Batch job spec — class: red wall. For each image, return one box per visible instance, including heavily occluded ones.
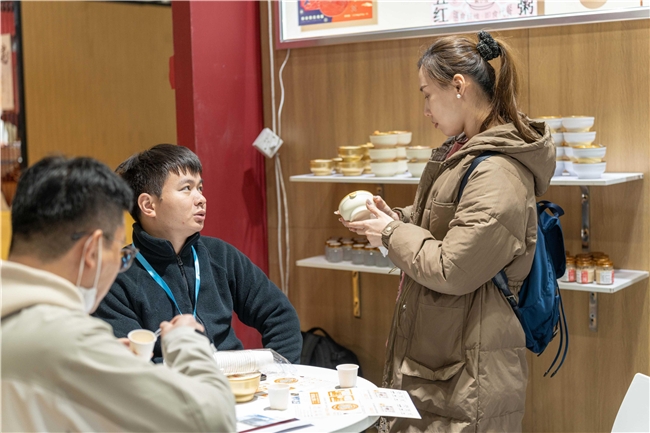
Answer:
[172,1,266,348]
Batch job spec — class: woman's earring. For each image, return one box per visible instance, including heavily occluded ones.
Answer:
[456,94,461,99]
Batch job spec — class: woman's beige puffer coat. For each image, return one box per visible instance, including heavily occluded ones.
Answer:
[381,121,555,433]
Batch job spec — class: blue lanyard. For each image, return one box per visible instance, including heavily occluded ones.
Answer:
[134,245,201,318]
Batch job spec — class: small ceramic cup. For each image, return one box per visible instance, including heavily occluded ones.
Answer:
[336,364,359,388]
[127,329,156,360]
[268,383,290,410]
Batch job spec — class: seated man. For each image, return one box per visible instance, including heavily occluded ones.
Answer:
[2,156,235,432]
[94,144,302,363]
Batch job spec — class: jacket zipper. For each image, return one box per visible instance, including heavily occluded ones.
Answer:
[383,277,413,387]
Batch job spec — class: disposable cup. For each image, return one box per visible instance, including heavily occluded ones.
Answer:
[336,364,359,388]
[268,383,290,410]
[127,329,156,360]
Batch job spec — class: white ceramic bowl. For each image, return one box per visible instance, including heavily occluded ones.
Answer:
[405,146,432,160]
[370,160,399,177]
[396,159,408,174]
[572,162,606,179]
[551,132,564,147]
[571,146,606,162]
[556,146,565,158]
[407,160,427,178]
[367,147,397,161]
[564,160,577,176]
[564,147,573,158]
[553,161,565,177]
[338,190,374,222]
[395,146,407,159]
[562,116,595,132]
[564,131,597,145]
[369,133,398,147]
[532,117,563,132]
[390,131,412,145]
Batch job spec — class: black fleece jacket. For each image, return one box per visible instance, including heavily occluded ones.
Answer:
[94,224,302,363]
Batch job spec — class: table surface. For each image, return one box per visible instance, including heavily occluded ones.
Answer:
[235,364,379,433]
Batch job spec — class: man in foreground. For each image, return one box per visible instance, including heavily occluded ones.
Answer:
[1,156,236,432]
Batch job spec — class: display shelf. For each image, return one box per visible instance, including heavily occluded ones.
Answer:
[290,172,643,186]
[549,173,644,186]
[558,270,649,294]
[297,257,648,294]
[290,173,420,184]
[296,255,399,275]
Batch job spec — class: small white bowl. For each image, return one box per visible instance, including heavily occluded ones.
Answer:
[227,372,262,403]
[564,161,577,176]
[532,117,563,132]
[562,116,595,132]
[338,190,374,222]
[551,132,564,147]
[556,147,565,158]
[369,133,398,147]
[407,160,427,178]
[396,159,408,174]
[564,131,596,145]
[554,161,565,177]
[405,146,432,160]
[564,147,574,158]
[370,161,399,177]
[571,146,606,162]
[572,162,606,179]
[390,131,412,145]
[395,146,407,159]
[367,147,397,161]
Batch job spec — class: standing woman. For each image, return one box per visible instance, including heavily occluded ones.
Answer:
[341,32,555,432]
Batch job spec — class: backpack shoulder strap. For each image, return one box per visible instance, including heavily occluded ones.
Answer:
[457,151,500,202]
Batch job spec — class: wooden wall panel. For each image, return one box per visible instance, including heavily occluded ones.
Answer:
[261,10,649,431]
[527,20,650,432]
[21,2,176,169]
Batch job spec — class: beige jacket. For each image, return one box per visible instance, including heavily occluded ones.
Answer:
[1,260,236,432]
[381,122,554,432]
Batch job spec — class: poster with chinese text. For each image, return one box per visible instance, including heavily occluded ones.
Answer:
[544,0,640,16]
[432,0,538,24]
[299,0,374,27]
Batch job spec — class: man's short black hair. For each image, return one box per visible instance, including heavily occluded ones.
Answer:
[10,156,133,261]
[115,144,202,223]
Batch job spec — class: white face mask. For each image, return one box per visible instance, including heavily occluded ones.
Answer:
[75,236,103,314]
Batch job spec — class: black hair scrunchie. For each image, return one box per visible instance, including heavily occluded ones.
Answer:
[477,31,501,61]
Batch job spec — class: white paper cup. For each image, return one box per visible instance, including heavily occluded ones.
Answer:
[268,383,290,410]
[127,329,156,360]
[336,364,359,388]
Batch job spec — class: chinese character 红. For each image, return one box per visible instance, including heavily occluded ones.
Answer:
[433,6,448,22]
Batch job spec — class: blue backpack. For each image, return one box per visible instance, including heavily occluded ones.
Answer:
[458,152,569,377]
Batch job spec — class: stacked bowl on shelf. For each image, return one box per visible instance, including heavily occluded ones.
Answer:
[337,145,365,176]
[308,130,434,178]
[368,130,432,178]
[533,115,605,179]
[368,130,411,176]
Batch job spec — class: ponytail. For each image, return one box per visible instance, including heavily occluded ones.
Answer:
[480,34,537,142]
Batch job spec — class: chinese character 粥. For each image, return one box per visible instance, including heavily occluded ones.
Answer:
[518,0,534,15]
